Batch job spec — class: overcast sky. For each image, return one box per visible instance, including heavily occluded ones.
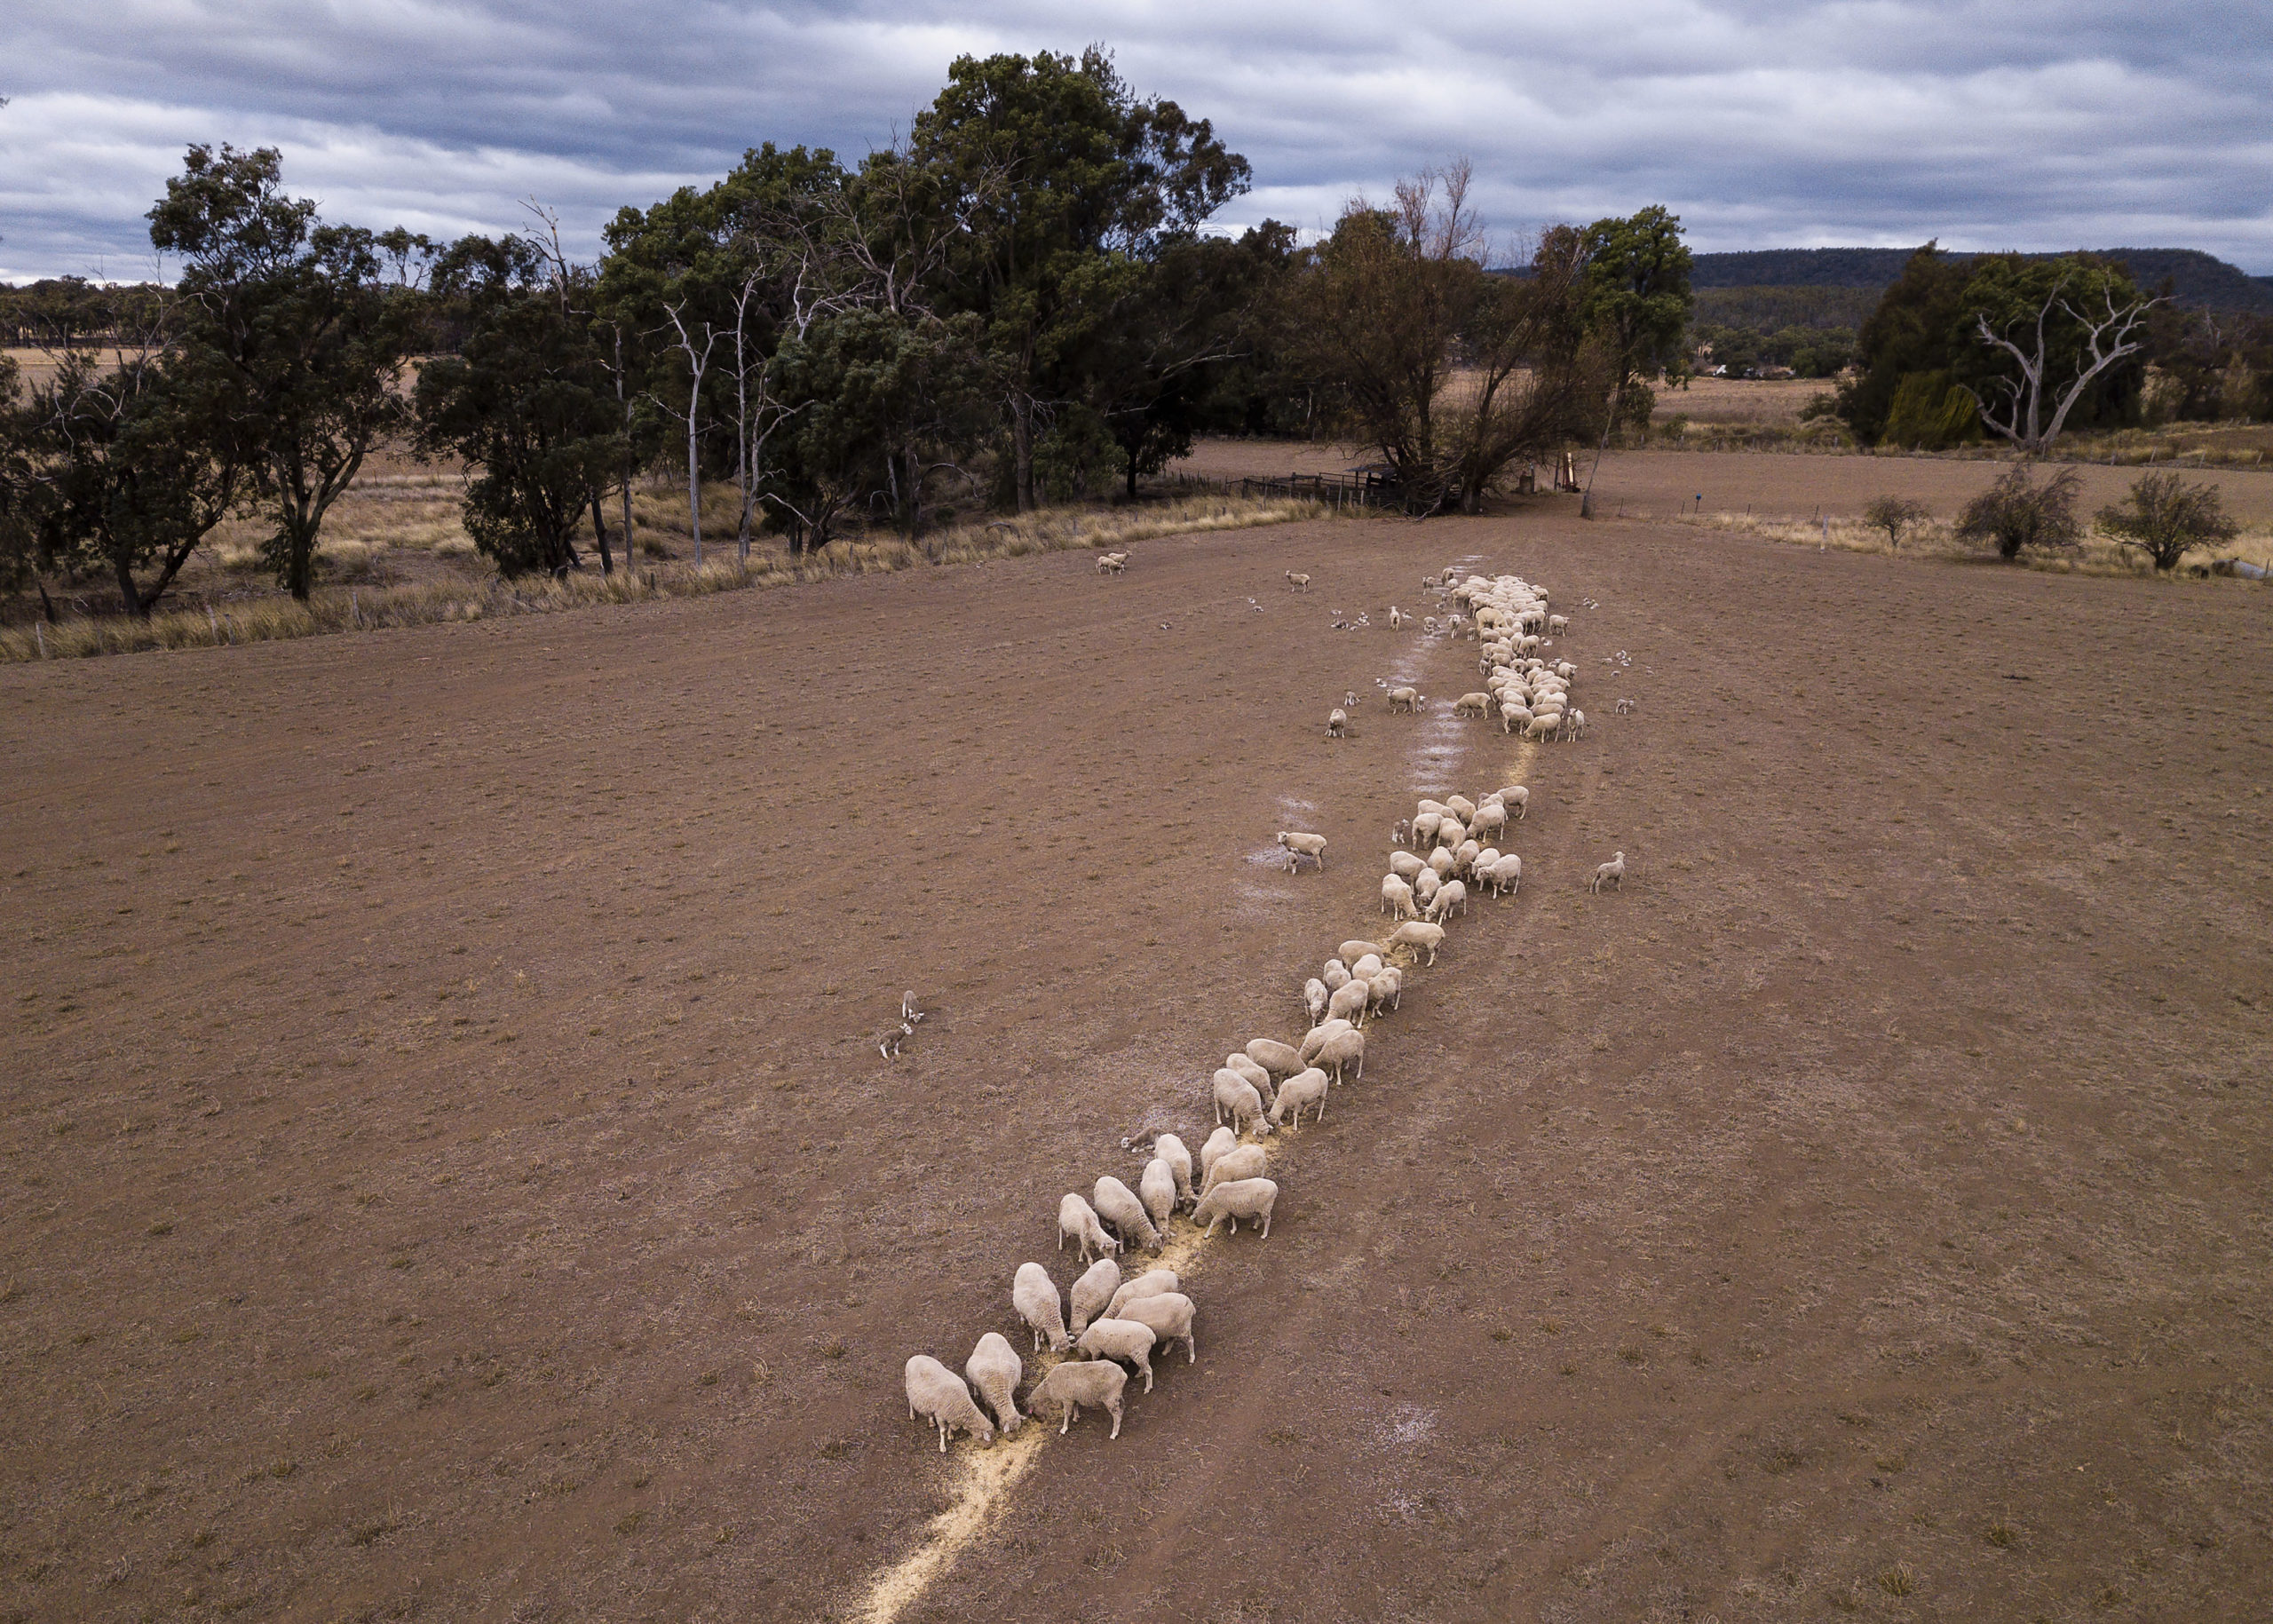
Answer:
[4,0,2268,282]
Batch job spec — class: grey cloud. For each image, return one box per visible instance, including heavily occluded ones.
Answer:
[2,0,2267,281]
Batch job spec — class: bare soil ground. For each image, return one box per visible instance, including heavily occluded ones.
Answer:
[3,473,2269,1624]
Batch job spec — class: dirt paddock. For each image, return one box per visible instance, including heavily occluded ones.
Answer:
[3,479,2269,1623]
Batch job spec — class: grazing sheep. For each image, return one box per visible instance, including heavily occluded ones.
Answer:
[1483,852,1523,896]
[1269,1066,1329,1126]
[1615,697,1635,715]
[1138,1158,1177,1231]
[1434,818,1466,850]
[1212,1069,1267,1133]
[1199,1126,1239,1185]
[1350,952,1385,980]
[1114,1291,1198,1365]
[1381,874,1417,921]
[905,1355,994,1452]
[1076,1318,1159,1392]
[1299,1018,1354,1066]
[1409,811,1443,848]
[1591,851,1627,894]
[1247,1038,1304,1079]
[1445,794,1476,823]
[1285,571,1311,592]
[1070,1257,1121,1336]
[1366,964,1403,1016]
[1425,879,1468,921]
[1427,847,1455,880]
[1501,701,1532,734]
[1200,1142,1267,1197]
[1548,613,1567,634]
[1013,1262,1071,1352]
[1471,802,1507,842]
[1321,957,1350,991]
[1105,1268,1179,1320]
[1412,868,1440,910]
[1453,838,1482,877]
[1193,1176,1280,1239]
[1314,1026,1366,1082]
[1303,977,1330,1026]
[1096,551,1129,575]
[1388,685,1422,712]
[1388,850,1425,883]
[964,1333,1025,1435]
[1524,713,1557,743]
[1276,831,1327,873]
[1059,1192,1120,1262]
[1027,1358,1127,1438]
[1498,785,1529,820]
[1153,1133,1196,1208]
[1226,1052,1273,1098]
[1327,708,1347,739]
[1339,939,1388,965]
[1453,692,1493,718]
[1388,921,1446,965]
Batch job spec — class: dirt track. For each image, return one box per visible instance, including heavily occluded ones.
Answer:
[4,495,2270,1623]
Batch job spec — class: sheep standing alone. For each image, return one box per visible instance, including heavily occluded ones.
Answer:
[1012,1262,1071,1352]
[1069,1257,1122,1337]
[1152,1133,1196,1208]
[1276,831,1327,872]
[1192,1176,1280,1239]
[1027,1359,1127,1438]
[964,1333,1025,1435]
[1327,708,1348,739]
[905,1355,995,1452]
[1285,570,1311,592]
[1591,851,1627,893]
[1094,1176,1160,1252]
[1076,1319,1159,1392]
[1388,686,1422,712]
[1058,1192,1120,1262]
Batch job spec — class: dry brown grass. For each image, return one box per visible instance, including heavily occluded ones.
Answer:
[1672,509,2273,578]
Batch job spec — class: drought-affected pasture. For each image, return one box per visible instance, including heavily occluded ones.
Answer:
[2,461,2269,1623]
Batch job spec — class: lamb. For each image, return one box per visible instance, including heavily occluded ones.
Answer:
[1339,939,1390,965]
[1615,697,1635,715]
[1200,1142,1267,1196]
[1199,1126,1239,1185]
[1212,1069,1267,1133]
[1313,1026,1366,1082]
[1564,708,1587,740]
[1192,1176,1280,1239]
[1012,1261,1071,1352]
[1388,850,1424,883]
[1453,692,1493,718]
[1326,708,1347,739]
[1246,1037,1304,1079]
[1425,878,1468,921]
[1069,1257,1121,1336]
[1388,920,1446,965]
[1303,977,1330,1026]
[1268,1066,1329,1126]
[1327,976,1372,1026]
[1590,851,1627,893]
[1076,1318,1159,1392]
[964,1333,1025,1435]
[1380,874,1417,921]
[1105,1268,1179,1320]
[1299,1018,1353,1066]
[1113,1291,1198,1365]
[1276,831,1327,873]
[1548,614,1568,634]
[1095,551,1129,575]
[1058,1192,1120,1262]
[1388,685,1422,713]
[1365,964,1403,1016]
[1138,1158,1178,1231]
[905,1355,995,1452]
[1152,1133,1196,1208]
[1026,1358,1126,1438]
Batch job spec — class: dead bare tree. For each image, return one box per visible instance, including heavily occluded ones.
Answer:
[1964,276,2162,455]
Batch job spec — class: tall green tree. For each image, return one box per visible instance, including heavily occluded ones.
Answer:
[1579,204,1693,437]
[1953,255,2156,453]
[415,233,627,577]
[147,144,421,599]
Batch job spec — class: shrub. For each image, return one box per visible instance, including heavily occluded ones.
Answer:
[1882,369,1980,449]
[1955,465,2083,559]
[1861,495,1931,550]
[2095,471,2239,572]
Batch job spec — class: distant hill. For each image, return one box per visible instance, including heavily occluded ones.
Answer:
[1689,248,2273,313]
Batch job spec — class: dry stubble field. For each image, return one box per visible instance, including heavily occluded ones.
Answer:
[3,471,2270,1624]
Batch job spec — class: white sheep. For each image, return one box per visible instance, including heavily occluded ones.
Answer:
[1076,1318,1159,1392]
[1548,613,1568,633]
[1247,1037,1304,1079]
[1326,708,1347,739]
[1339,939,1388,965]
[1388,921,1445,965]
[1200,1142,1267,1197]
[1615,697,1635,715]
[1523,713,1557,743]
[1152,1133,1196,1208]
[1471,802,1507,842]
[1380,874,1417,921]
[1388,850,1424,883]
[1138,1158,1177,1231]
[1365,964,1403,1016]
[1095,551,1129,575]
[1058,1192,1120,1262]
[1286,570,1311,592]
[1105,1268,1179,1320]
[964,1333,1025,1435]
[1498,785,1529,819]
[1591,851,1626,893]
[1434,818,1465,850]
[1027,1358,1126,1438]
[1226,1052,1274,1099]
[1321,957,1350,991]
[1199,1126,1239,1185]
[1070,1256,1121,1336]
[1314,1026,1366,1082]
[1113,1291,1198,1365]
[1483,852,1522,896]
[1501,701,1532,735]
[1427,847,1455,880]
[1408,811,1443,848]
[1268,1066,1329,1126]
[1425,878,1468,921]
[1564,708,1588,740]
[1276,831,1327,873]
[1453,838,1481,877]
[905,1355,994,1452]
[1389,605,1406,630]
[1445,794,1476,823]
[1412,867,1440,909]
[1453,692,1493,718]
[1350,952,1385,980]
[1388,686,1422,712]
[1192,1176,1279,1239]
[1298,1018,1352,1066]
[1012,1262,1071,1352]
[1212,1069,1266,1133]
[1303,977,1330,1026]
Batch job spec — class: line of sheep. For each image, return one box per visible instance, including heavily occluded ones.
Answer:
[902,563,1571,1454]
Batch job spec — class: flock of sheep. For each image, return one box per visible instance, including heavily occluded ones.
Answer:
[903,563,1623,1451]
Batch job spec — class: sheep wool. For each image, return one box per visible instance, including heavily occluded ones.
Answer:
[905,1355,995,1453]
[1070,1257,1122,1337]
[1192,1176,1280,1240]
[1028,1359,1127,1438]
[1012,1262,1071,1352]
[963,1333,1025,1435]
